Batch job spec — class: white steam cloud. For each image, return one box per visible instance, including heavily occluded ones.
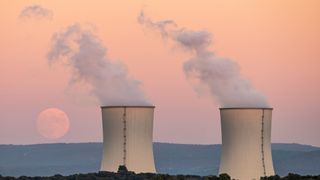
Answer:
[138,11,269,108]
[47,24,151,106]
[19,5,53,20]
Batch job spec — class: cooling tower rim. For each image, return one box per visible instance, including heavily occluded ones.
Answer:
[220,107,273,110]
[101,106,155,109]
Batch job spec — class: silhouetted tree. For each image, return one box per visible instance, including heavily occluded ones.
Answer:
[219,173,231,180]
[261,175,281,180]
[286,173,301,180]
[117,165,128,174]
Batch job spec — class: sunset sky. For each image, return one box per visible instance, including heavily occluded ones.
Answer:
[1,0,320,146]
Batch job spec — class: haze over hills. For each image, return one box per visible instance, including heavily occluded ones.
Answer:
[0,143,319,177]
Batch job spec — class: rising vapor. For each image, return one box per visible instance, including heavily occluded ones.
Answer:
[47,24,151,106]
[138,11,269,108]
[19,5,53,20]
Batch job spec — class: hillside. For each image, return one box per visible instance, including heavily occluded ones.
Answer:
[0,143,319,177]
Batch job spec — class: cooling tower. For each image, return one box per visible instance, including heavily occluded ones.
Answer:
[219,108,275,180]
[100,106,156,173]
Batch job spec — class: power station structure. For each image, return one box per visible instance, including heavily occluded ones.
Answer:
[100,106,156,173]
[219,108,275,180]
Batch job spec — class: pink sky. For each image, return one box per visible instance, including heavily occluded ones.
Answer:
[1,1,320,146]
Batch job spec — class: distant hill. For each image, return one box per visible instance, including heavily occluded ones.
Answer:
[0,143,319,177]
[271,143,320,152]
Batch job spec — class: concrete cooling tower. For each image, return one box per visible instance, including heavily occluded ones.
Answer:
[100,106,156,173]
[219,108,275,180]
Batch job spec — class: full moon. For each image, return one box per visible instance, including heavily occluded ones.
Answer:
[37,108,70,140]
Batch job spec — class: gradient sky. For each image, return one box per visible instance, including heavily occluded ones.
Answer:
[1,0,320,146]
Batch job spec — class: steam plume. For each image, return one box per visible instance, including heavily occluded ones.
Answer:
[19,5,53,20]
[138,11,269,108]
[47,24,151,106]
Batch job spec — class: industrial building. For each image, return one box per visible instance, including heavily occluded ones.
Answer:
[219,108,275,180]
[100,106,156,173]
